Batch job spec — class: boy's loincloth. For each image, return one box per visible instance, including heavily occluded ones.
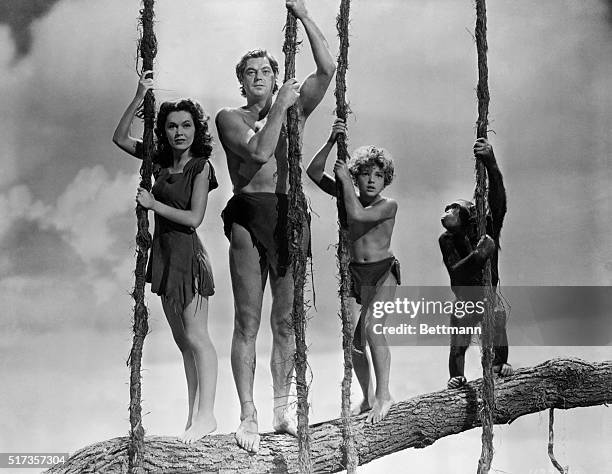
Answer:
[222,192,309,277]
[349,256,401,351]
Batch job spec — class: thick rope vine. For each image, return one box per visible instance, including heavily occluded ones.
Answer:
[474,0,495,472]
[283,11,312,474]
[334,1,358,473]
[127,1,156,473]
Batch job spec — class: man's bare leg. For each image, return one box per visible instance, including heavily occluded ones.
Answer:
[269,269,298,436]
[230,224,266,452]
[161,298,198,434]
[181,296,218,443]
[349,297,375,415]
[364,273,396,424]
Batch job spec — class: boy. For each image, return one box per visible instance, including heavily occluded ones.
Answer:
[307,119,399,423]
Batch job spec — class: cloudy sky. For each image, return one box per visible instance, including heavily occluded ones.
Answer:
[0,0,610,472]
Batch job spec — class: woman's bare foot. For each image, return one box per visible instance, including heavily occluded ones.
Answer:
[351,398,372,416]
[180,413,216,444]
[184,406,197,431]
[493,363,514,377]
[447,375,467,389]
[236,410,260,453]
[366,396,394,424]
[273,406,298,436]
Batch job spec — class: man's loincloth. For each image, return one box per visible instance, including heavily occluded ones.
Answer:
[349,256,401,352]
[222,192,296,277]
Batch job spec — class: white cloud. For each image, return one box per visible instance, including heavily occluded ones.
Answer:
[0,184,49,239]
[0,166,136,264]
[46,165,136,262]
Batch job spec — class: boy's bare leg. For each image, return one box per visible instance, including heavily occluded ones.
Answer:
[161,298,198,434]
[229,224,266,452]
[364,273,396,424]
[349,297,375,415]
[269,270,298,435]
[181,296,218,443]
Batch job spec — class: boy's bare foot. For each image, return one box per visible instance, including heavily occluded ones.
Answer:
[366,396,394,424]
[447,376,467,389]
[180,413,217,444]
[493,363,513,377]
[273,406,298,436]
[236,410,260,453]
[351,398,372,416]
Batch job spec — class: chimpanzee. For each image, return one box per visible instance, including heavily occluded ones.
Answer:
[439,138,513,388]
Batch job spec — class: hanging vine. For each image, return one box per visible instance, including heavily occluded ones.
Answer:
[334,0,358,472]
[283,10,312,474]
[127,1,156,473]
[474,0,495,472]
[548,409,569,473]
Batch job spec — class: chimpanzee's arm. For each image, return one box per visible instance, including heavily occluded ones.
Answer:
[439,233,486,284]
[486,154,507,243]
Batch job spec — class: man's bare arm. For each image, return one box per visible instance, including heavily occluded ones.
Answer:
[287,0,335,118]
[215,80,299,164]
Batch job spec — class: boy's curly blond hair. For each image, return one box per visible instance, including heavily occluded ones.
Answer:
[348,145,395,186]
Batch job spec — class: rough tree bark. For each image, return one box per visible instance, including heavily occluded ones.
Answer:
[47,358,611,474]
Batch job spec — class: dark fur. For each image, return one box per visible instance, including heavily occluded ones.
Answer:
[438,154,509,380]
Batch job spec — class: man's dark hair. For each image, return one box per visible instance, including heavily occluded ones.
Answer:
[235,49,280,97]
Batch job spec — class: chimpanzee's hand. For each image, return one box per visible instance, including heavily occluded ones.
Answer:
[476,234,495,258]
[474,138,495,167]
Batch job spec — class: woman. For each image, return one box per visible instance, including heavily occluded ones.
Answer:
[113,71,218,443]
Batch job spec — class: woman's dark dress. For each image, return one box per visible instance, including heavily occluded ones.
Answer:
[145,156,218,314]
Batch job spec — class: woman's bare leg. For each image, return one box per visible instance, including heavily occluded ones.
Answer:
[180,296,218,443]
[161,297,198,432]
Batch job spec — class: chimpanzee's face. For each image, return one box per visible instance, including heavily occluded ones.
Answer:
[441,203,463,233]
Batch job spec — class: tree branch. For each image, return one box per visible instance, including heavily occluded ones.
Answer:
[47,358,612,474]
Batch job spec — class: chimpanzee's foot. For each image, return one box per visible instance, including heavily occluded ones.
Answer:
[493,363,513,377]
[447,376,467,389]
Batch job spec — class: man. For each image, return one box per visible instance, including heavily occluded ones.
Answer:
[215,0,335,454]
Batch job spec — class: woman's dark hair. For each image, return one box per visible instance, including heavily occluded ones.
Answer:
[153,99,212,167]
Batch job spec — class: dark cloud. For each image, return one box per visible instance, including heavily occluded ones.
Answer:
[0,0,62,62]
[0,219,85,277]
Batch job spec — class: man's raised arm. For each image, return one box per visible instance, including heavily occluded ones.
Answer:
[216,79,300,164]
[286,0,335,117]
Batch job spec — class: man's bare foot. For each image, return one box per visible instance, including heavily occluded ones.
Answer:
[447,376,467,389]
[351,398,372,416]
[236,412,260,453]
[180,413,217,444]
[493,363,513,377]
[273,406,298,436]
[366,396,394,424]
